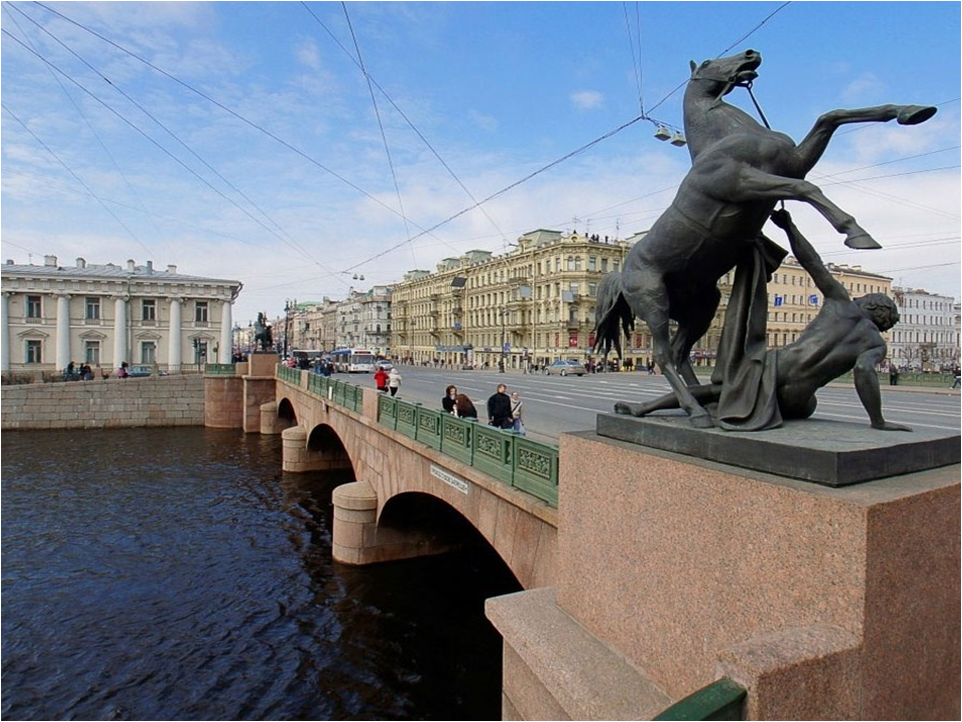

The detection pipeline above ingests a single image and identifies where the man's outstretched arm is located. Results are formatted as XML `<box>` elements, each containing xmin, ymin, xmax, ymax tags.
<box><xmin>854</xmin><ymin>345</ymin><xmax>912</xmax><ymax>431</ymax></box>
<box><xmin>770</xmin><ymin>210</ymin><xmax>849</xmax><ymax>302</ymax></box>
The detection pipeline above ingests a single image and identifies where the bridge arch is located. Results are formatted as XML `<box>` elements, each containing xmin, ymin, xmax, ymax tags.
<box><xmin>277</xmin><ymin>397</ymin><xmax>298</xmax><ymax>426</ymax></box>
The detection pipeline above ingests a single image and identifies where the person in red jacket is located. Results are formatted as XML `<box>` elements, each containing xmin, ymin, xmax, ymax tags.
<box><xmin>374</xmin><ymin>366</ymin><xmax>389</xmax><ymax>392</ymax></box>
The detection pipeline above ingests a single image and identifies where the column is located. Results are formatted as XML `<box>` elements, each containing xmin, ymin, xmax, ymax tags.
<box><xmin>1</xmin><ymin>293</ymin><xmax>10</xmax><ymax>373</ymax></box>
<box><xmin>169</xmin><ymin>298</ymin><xmax>182</xmax><ymax>372</ymax></box>
<box><xmin>220</xmin><ymin>299</ymin><xmax>232</xmax><ymax>363</ymax></box>
<box><xmin>56</xmin><ymin>294</ymin><xmax>71</xmax><ymax>371</ymax></box>
<box><xmin>113</xmin><ymin>296</ymin><xmax>128</xmax><ymax>368</ymax></box>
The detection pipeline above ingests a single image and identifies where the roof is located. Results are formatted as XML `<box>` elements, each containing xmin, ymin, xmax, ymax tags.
<box><xmin>1</xmin><ymin>261</ymin><xmax>240</xmax><ymax>287</ymax></box>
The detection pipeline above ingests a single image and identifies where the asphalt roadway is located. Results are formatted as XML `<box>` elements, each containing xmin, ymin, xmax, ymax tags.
<box><xmin>353</xmin><ymin>365</ymin><xmax>961</xmax><ymax>445</ymax></box>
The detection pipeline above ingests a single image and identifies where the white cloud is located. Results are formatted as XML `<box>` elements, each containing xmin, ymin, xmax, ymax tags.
<box><xmin>295</xmin><ymin>39</ymin><xmax>322</xmax><ymax>71</ymax></box>
<box><xmin>569</xmin><ymin>90</ymin><xmax>603</xmax><ymax>111</ymax></box>
<box><xmin>468</xmin><ymin>109</ymin><xmax>498</xmax><ymax>133</ymax></box>
<box><xmin>841</xmin><ymin>72</ymin><xmax>884</xmax><ymax>103</ymax></box>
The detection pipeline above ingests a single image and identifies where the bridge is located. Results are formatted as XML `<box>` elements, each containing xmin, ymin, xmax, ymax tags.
<box><xmin>204</xmin><ymin>354</ymin><xmax>959</xmax><ymax>721</ymax></box>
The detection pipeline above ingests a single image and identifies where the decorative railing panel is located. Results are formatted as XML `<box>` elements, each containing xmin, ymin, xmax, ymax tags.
<box><xmin>512</xmin><ymin>437</ymin><xmax>559</xmax><ymax>507</ymax></box>
<box><xmin>440</xmin><ymin>415</ymin><xmax>474</xmax><ymax>465</ymax></box>
<box><xmin>378</xmin><ymin>394</ymin><xmax>398</xmax><ymax>429</ymax></box>
<box><xmin>204</xmin><ymin>363</ymin><xmax>236</xmax><ymax>376</ymax></box>
<box><xmin>277</xmin><ymin>364</ymin><xmax>301</xmax><ymax>385</ymax></box>
<box><xmin>395</xmin><ymin>400</ymin><xmax>419</xmax><ymax>439</ymax></box>
<box><xmin>415</xmin><ymin>407</ymin><xmax>442</xmax><ymax>450</ymax></box>
<box><xmin>653</xmin><ymin>677</ymin><xmax>746</xmax><ymax>721</ymax></box>
<box><xmin>472</xmin><ymin>425</ymin><xmax>513</xmax><ymax>483</ymax></box>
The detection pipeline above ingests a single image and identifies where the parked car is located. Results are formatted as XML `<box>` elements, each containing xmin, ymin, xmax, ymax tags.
<box><xmin>545</xmin><ymin>359</ymin><xmax>586</xmax><ymax>376</ymax></box>
<box><xmin>127</xmin><ymin>365</ymin><xmax>153</xmax><ymax>377</ymax></box>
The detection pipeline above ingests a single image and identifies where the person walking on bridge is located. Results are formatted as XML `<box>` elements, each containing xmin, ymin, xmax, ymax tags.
<box><xmin>487</xmin><ymin>383</ymin><xmax>513</xmax><ymax>429</ymax></box>
<box><xmin>374</xmin><ymin>366</ymin><xmax>389</xmax><ymax>393</ymax></box>
<box><xmin>387</xmin><ymin>367</ymin><xmax>402</xmax><ymax>397</ymax></box>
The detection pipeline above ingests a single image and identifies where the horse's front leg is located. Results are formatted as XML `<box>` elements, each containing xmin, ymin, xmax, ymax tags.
<box><xmin>732</xmin><ymin>167</ymin><xmax>880</xmax><ymax>249</ymax></box>
<box><xmin>795</xmin><ymin>104</ymin><xmax>936</xmax><ymax>172</ymax></box>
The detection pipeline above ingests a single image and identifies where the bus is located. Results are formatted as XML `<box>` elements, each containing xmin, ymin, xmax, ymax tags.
<box><xmin>291</xmin><ymin>349</ymin><xmax>323</xmax><ymax>368</ymax></box>
<box><xmin>331</xmin><ymin>348</ymin><xmax>375</xmax><ymax>373</ymax></box>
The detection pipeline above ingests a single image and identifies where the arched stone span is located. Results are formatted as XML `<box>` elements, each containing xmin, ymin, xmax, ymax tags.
<box><xmin>260</xmin><ymin>396</ymin><xmax>298</xmax><ymax>435</ymax></box>
<box><xmin>273</xmin><ymin>375</ymin><xmax>557</xmax><ymax>589</ymax></box>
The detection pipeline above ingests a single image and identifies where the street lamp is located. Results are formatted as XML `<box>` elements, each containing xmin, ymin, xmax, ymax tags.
<box><xmin>500</xmin><ymin>309</ymin><xmax>507</xmax><ymax>373</ymax></box>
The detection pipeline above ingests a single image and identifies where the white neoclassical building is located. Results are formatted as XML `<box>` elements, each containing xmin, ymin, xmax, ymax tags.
<box><xmin>1</xmin><ymin>255</ymin><xmax>242</xmax><ymax>376</ymax></box>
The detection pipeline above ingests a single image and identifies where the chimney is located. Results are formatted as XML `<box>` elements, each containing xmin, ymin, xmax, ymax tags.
<box><xmin>146</xmin><ymin>260</ymin><xmax>153</xmax><ymax>274</ymax></box>
<box><xmin>127</xmin><ymin>259</ymin><xmax>136</xmax><ymax>272</ymax></box>
<box><xmin>44</xmin><ymin>255</ymin><xmax>57</xmax><ymax>266</ymax></box>
<box><xmin>167</xmin><ymin>264</ymin><xmax>177</xmax><ymax>274</ymax></box>
<box><xmin>76</xmin><ymin>257</ymin><xmax>86</xmax><ymax>268</ymax></box>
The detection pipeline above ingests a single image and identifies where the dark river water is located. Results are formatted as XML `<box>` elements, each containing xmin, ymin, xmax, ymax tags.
<box><xmin>1</xmin><ymin>428</ymin><xmax>521</xmax><ymax>721</ymax></box>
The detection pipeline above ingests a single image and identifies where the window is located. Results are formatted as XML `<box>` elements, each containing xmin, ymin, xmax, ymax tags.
<box><xmin>84</xmin><ymin>341</ymin><xmax>100</xmax><ymax>366</ymax></box>
<box><xmin>26</xmin><ymin>295</ymin><xmax>42</xmax><ymax>319</ymax></box>
<box><xmin>142</xmin><ymin>299</ymin><xmax>156</xmax><ymax>321</ymax></box>
<box><xmin>195</xmin><ymin>301</ymin><xmax>208</xmax><ymax>323</ymax></box>
<box><xmin>26</xmin><ymin>340</ymin><xmax>42</xmax><ymax>364</ymax></box>
<box><xmin>141</xmin><ymin>341</ymin><xmax>156</xmax><ymax>364</ymax></box>
<box><xmin>588</xmin><ymin>283</ymin><xmax>598</xmax><ymax>297</ymax></box>
<box><xmin>85</xmin><ymin>297</ymin><xmax>100</xmax><ymax>320</ymax></box>
<box><xmin>601</xmin><ymin>258</ymin><xmax>608</xmax><ymax>273</ymax></box>
<box><xmin>613</xmin><ymin>261</ymin><xmax>620</xmax><ymax>273</ymax></box>
<box><xmin>588</xmin><ymin>257</ymin><xmax>597</xmax><ymax>272</ymax></box>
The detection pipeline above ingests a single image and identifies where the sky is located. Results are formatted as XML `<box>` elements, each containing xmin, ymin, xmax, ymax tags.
<box><xmin>2</xmin><ymin>1</ymin><xmax>960</xmax><ymax>326</ymax></box>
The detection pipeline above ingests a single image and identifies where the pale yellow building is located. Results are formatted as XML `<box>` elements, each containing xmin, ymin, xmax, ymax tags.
<box><xmin>391</xmin><ymin>231</ymin><xmax>635</xmax><ymax>368</ymax></box>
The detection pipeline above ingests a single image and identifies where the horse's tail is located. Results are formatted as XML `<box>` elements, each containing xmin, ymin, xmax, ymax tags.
<box><xmin>592</xmin><ymin>271</ymin><xmax>635</xmax><ymax>358</ymax></box>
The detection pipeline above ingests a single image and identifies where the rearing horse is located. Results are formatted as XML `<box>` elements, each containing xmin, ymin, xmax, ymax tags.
<box><xmin>594</xmin><ymin>49</ymin><xmax>935</xmax><ymax>428</ymax></box>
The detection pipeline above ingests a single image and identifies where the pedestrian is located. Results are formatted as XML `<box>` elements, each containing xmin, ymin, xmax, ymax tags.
<box><xmin>455</xmin><ymin>393</ymin><xmax>478</xmax><ymax>419</ymax></box>
<box><xmin>388</xmin><ymin>367</ymin><xmax>402</xmax><ymax>397</ymax></box>
<box><xmin>442</xmin><ymin>385</ymin><xmax>458</xmax><ymax>414</ymax></box>
<box><xmin>889</xmin><ymin>366</ymin><xmax>899</xmax><ymax>386</ymax></box>
<box><xmin>510</xmin><ymin>391</ymin><xmax>526</xmax><ymax>435</ymax></box>
<box><xmin>374</xmin><ymin>366</ymin><xmax>389</xmax><ymax>393</ymax></box>
<box><xmin>486</xmin><ymin>383</ymin><xmax>513</xmax><ymax>429</ymax></box>
<box><xmin>63</xmin><ymin>361</ymin><xmax>75</xmax><ymax>381</ymax></box>
<box><xmin>952</xmin><ymin>367</ymin><xmax>960</xmax><ymax>389</ymax></box>
<box><xmin>118</xmin><ymin>361</ymin><xmax>129</xmax><ymax>378</ymax></box>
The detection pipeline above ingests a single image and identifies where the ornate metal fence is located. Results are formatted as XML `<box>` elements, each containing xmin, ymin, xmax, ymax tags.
<box><xmin>204</xmin><ymin>363</ymin><xmax>236</xmax><ymax>376</ymax></box>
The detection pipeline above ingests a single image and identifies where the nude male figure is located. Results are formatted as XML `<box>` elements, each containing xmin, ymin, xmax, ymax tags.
<box><xmin>616</xmin><ymin>209</ymin><xmax>911</xmax><ymax>431</ymax></box>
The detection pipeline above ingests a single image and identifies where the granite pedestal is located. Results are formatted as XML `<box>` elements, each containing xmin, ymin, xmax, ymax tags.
<box><xmin>487</xmin><ymin>420</ymin><xmax>960</xmax><ymax>720</ymax></box>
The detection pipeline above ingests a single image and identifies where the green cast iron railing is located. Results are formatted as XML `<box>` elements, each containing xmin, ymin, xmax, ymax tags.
<box><xmin>275</xmin><ymin>368</ymin><xmax>560</xmax><ymax>507</ymax></box>
<box><xmin>653</xmin><ymin>677</ymin><xmax>746</xmax><ymax>721</ymax></box>
<box><xmin>379</xmin><ymin>394</ymin><xmax>559</xmax><ymax>507</ymax></box>
<box><xmin>204</xmin><ymin>363</ymin><xmax>236</xmax><ymax>376</ymax></box>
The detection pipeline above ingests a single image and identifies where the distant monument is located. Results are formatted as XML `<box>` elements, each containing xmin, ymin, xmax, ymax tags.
<box><xmin>593</xmin><ymin>49</ymin><xmax>936</xmax><ymax>430</ymax></box>
<box><xmin>253</xmin><ymin>312</ymin><xmax>273</xmax><ymax>352</ymax></box>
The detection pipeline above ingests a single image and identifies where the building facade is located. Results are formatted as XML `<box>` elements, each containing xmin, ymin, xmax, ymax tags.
<box><xmin>2</xmin><ymin>255</ymin><xmax>241</xmax><ymax>376</ymax></box>
<box><xmin>391</xmin><ymin>231</ymin><xmax>635</xmax><ymax>368</ymax></box>
<box><xmin>889</xmin><ymin>287</ymin><xmax>959</xmax><ymax>371</ymax></box>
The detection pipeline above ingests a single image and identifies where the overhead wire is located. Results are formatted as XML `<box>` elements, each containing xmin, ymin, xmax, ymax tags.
<box><xmin>10</xmin><ymin>3</ymin><xmax>325</xmax><ymax>273</ymax></box>
<box><xmin>1</xmin><ymin>29</ymin><xmax>350</xmax><ymax>283</ymax></box>
<box><xmin>340</xmin><ymin>1</ymin><xmax>416</xmax><ymax>266</ymax></box>
<box><xmin>30</xmin><ymin>1</ymin><xmax>465</xmax><ymax>262</ymax></box>
<box><xmin>299</xmin><ymin>1</ymin><xmax>512</xmax><ymax>249</ymax></box>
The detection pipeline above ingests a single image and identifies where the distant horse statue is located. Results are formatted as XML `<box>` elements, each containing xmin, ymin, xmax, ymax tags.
<box><xmin>253</xmin><ymin>312</ymin><xmax>273</xmax><ymax>351</ymax></box>
<box><xmin>594</xmin><ymin>49</ymin><xmax>935</xmax><ymax>429</ymax></box>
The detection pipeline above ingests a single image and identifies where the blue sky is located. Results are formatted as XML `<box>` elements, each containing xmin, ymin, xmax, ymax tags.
<box><xmin>2</xmin><ymin>1</ymin><xmax>959</xmax><ymax>325</ymax></box>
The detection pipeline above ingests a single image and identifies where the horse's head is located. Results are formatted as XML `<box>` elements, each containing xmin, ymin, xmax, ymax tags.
<box><xmin>689</xmin><ymin>49</ymin><xmax>762</xmax><ymax>96</ymax></box>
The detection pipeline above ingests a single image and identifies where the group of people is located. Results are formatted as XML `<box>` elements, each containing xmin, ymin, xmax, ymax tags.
<box><xmin>373</xmin><ymin>366</ymin><xmax>402</xmax><ymax>396</ymax></box>
<box><xmin>62</xmin><ymin>361</ymin><xmax>95</xmax><ymax>381</ymax></box>
<box><xmin>442</xmin><ymin>383</ymin><xmax>525</xmax><ymax>435</ymax></box>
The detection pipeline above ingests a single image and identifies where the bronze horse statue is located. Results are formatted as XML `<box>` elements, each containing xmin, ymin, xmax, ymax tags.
<box><xmin>253</xmin><ymin>312</ymin><xmax>273</xmax><ymax>351</ymax></box>
<box><xmin>594</xmin><ymin>49</ymin><xmax>935</xmax><ymax>429</ymax></box>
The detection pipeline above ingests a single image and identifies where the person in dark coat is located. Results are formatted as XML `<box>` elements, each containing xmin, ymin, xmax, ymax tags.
<box><xmin>486</xmin><ymin>383</ymin><xmax>513</xmax><ymax>429</ymax></box>
<box><xmin>455</xmin><ymin>394</ymin><xmax>478</xmax><ymax>419</ymax></box>
<box><xmin>442</xmin><ymin>385</ymin><xmax>458</xmax><ymax>414</ymax></box>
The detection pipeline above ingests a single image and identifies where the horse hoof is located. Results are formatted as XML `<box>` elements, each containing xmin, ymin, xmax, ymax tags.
<box><xmin>614</xmin><ymin>402</ymin><xmax>633</xmax><ymax>415</ymax></box>
<box><xmin>689</xmin><ymin>413</ymin><xmax>714</xmax><ymax>429</ymax></box>
<box><xmin>897</xmin><ymin>105</ymin><xmax>937</xmax><ymax>125</ymax></box>
<box><xmin>845</xmin><ymin>233</ymin><xmax>882</xmax><ymax>250</ymax></box>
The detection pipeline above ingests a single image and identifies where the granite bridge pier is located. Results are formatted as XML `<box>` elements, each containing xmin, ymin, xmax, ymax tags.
<box><xmin>205</xmin><ymin>354</ymin><xmax>959</xmax><ymax>721</ymax></box>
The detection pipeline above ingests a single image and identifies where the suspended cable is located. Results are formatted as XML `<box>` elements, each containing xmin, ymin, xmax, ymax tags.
<box><xmin>299</xmin><ymin>1</ymin><xmax>512</xmax><ymax>247</ymax></box>
<box><xmin>622</xmin><ymin>1</ymin><xmax>644</xmax><ymax>116</ymax></box>
<box><xmin>11</xmin><ymin>4</ymin><xmax>322</xmax><ymax>271</ymax></box>
<box><xmin>2</xmin><ymin>102</ymin><xmax>157</xmax><ymax>260</ymax></box>
<box><xmin>340</xmin><ymin>1</ymin><xmax>415</xmax><ymax>265</ymax></box>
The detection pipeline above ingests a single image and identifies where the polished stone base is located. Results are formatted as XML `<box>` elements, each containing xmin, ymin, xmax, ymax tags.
<box><xmin>596</xmin><ymin>412</ymin><xmax>960</xmax><ymax>486</ymax></box>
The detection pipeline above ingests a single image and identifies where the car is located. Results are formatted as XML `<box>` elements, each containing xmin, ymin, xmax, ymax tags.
<box><xmin>376</xmin><ymin>360</ymin><xmax>394</xmax><ymax>370</ymax></box>
<box><xmin>545</xmin><ymin>359</ymin><xmax>586</xmax><ymax>376</ymax></box>
<box><xmin>127</xmin><ymin>365</ymin><xmax>153</xmax><ymax>378</ymax></box>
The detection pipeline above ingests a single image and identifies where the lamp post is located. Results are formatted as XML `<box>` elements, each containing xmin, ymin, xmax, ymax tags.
<box><xmin>500</xmin><ymin>309</ymin><xmax>507</xmax><ymax>372</ymax></box>
<box><xmin>284</xmin><ymin>298</ymin><xmax>297</xmax><ymax>359</ymax></box>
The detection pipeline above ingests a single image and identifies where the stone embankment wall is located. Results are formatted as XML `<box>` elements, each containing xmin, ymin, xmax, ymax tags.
<box><xmin>1</xmin><ymin>376</ymin><xmax>205</xmax><ymax>430</ymax></box>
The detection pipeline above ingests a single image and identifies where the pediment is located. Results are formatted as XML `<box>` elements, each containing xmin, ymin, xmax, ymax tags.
<box><xmin>17</xmin><ymin>328</ymin><xmax>49</xmax><ymax>339</ymax></box>
<box><xmin>134</xmin><ymin>331</ymin><xmax>163</xmax><ymax>341</ymax></box>
<box><xmin>79</xmin><ymin>330</ymin><xmax>108</xmax><ymax>340</ymax></box>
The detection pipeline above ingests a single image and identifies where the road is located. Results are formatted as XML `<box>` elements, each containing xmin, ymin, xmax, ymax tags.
<box><xmin>346</xmin><ymin>366</ymin><xmax>961</xmax><ymax>445</ymax></box>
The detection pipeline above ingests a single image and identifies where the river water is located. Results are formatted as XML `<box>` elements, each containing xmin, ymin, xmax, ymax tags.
<box><xmin>1</xmin><ymin>428</ymin><xmax>520</xmax><ymax>720</ymax></box>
